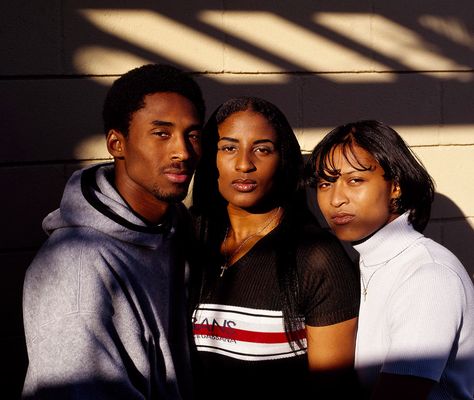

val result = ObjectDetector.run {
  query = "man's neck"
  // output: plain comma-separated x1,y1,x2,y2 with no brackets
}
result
113,169,169,225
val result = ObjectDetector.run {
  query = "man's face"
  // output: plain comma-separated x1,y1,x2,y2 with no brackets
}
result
115,92,202,207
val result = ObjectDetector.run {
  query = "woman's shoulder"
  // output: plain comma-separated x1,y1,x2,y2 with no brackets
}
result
287,219,356,271
294,220,344,250
275,210,343,250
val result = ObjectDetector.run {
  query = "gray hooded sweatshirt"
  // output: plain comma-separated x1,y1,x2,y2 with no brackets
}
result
22,163,193,399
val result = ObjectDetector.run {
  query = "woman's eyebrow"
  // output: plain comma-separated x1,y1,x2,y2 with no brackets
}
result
253,139,275,145
218,137,239,143
339,167,374,176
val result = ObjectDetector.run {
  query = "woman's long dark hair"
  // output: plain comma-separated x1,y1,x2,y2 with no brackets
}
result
307,120,435,232
191,96,315,349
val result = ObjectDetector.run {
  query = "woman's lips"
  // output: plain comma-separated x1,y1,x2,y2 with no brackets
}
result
231,179,257,192
330,213,355,225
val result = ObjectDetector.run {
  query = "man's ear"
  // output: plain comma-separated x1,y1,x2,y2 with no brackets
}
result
106,129,125,159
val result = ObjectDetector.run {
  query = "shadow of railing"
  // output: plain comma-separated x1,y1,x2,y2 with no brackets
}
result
0,2,473,398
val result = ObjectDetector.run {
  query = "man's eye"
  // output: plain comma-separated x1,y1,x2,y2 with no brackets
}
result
153,131,170,137
188,132,201,141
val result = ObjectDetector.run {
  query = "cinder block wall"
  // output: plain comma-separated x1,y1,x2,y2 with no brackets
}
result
1,1,473,397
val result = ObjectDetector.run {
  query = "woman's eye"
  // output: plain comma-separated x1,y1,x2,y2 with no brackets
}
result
349,178,364,184
218,145,236,152
254,146,272,154
318,182,331,190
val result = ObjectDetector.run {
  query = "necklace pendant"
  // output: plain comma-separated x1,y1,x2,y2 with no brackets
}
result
220,264,228,278
219,207,282,279
363,288,367,301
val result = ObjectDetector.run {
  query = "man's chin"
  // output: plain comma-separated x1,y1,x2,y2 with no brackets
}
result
154,189,188,203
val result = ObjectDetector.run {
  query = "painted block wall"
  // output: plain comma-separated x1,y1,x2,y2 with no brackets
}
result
1,1,473,397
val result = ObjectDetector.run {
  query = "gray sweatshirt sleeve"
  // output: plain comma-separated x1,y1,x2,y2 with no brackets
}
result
23,312,147,399
22,236,152,399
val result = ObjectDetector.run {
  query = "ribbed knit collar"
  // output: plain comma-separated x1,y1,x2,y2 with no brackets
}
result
353,212,423,268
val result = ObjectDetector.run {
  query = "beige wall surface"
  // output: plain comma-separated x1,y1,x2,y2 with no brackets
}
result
1,1,473,396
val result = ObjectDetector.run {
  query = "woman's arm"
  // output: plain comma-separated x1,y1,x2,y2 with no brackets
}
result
306,317,360,397
306,317,358,371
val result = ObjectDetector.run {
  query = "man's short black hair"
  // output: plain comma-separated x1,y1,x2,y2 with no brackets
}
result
102,63,205,136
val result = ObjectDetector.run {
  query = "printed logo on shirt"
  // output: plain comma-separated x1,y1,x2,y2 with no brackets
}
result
192,303,306,361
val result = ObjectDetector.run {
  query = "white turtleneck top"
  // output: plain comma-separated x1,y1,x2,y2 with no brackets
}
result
354,212,474,399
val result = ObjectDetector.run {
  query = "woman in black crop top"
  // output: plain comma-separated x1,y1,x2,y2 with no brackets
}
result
189,96,361,399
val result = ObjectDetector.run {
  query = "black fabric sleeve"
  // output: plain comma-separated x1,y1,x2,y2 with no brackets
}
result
297,226,360,326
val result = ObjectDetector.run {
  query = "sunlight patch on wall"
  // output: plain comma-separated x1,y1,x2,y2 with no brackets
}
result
199,11,393,83
74,46,150,84
73,133,110,159
419,15,474,50
79,9,286,84
314,13,472,81
297,124,474,153
73,124,473,165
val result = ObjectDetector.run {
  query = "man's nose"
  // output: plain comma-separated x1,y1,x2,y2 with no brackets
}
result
170,134,191,162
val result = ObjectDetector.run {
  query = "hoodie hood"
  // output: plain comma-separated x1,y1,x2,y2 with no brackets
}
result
42,163,179,249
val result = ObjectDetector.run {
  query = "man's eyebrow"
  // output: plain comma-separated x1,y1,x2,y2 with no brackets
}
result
217,138,276,144
151,120,173,127
188,123,203,131
151,120,202,130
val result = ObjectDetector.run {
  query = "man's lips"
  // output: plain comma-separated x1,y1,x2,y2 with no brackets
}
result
164,169,191,184
330,213,355,225
231,179,257,192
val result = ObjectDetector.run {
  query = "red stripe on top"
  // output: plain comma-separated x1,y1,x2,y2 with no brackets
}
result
193,324,305,344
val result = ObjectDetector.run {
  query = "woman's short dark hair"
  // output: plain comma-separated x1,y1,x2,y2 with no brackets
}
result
307,120,435,232
191,96,305,219
102,63,205,136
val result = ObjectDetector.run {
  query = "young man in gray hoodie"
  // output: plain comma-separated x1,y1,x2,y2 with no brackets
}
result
22,64,205,399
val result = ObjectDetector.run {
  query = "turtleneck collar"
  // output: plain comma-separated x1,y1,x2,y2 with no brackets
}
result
353,212,423,267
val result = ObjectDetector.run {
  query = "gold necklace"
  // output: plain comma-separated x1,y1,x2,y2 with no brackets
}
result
219,207,281,278
361,269,378,301
360,261,388,301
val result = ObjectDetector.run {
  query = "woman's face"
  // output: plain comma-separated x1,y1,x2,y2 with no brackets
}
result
216,110,280,210
316,144,400,242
